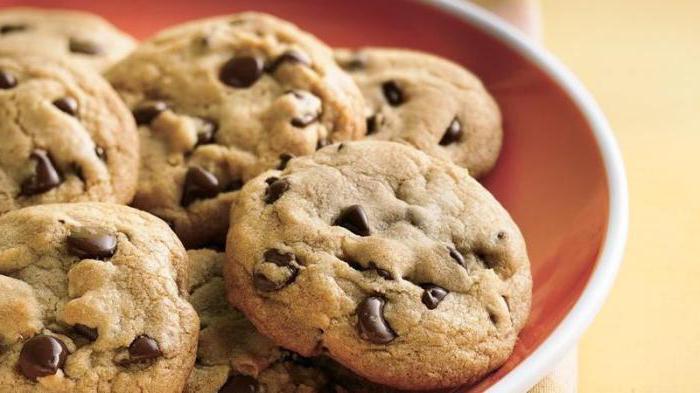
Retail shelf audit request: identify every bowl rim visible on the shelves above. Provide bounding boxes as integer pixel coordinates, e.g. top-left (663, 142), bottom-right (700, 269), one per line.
top-left (414, 0), bottom-right (629, 391)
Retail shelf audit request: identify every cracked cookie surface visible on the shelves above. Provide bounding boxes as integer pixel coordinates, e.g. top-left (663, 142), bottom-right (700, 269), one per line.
top-left (0, 56), bottom-right (139, 215)
top-left (185, 249), bottom-right (331, 393)
top-left (224, 141), bottom-right (531, 390)
top-left (335, 48), bottom-right (502, 177)
top-left (106, 12), bottom-right (366, 247)
top-left (0, 8), bottom-right (136, 72)
top-left (0, 203), bottom-right (198, 393)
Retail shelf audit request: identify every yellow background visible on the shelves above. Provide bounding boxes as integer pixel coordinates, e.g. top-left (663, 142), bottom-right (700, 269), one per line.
top-left (540, 1), bottom-right (700, 392)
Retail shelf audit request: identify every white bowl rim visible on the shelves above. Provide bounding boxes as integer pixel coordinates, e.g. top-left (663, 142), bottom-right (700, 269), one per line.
top-left (413, 0), bottom-right (630, 391)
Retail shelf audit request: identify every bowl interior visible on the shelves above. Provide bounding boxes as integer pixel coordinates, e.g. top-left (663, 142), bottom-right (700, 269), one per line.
top-left (12, 0), bottom-right (610, 390)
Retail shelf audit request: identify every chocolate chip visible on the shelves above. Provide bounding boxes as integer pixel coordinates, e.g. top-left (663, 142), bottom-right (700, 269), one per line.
top-left (18, 335), bottom-right (68, 381)
top-left (219, 375), bottom-right (259, 393)
top-left (67, 226), bottom-right (117, 259)
top-left (333, 205), bottom-right (370, 236)
top-left (497, 231), bottom-right (507, 240)
top-left (340, 55), bottom-right (366, 71)
top-left (196, 119), bottom-right (218, 145)
top-left (337, 143), bottom-right (345, 151)
top-left (69, 38), bottom-right (103, 55)
top-left (253, 249), bottom-right (298, 292)
top-left (132, 101), bottom-right (168, 125)
top-left (21, 149), bottom-right (62, 196)
top-left (316, 139), bottom-right (329, 150)
top-left (0, 70), bottom-right (17, 89)
top-left (0, 24), bottom-right (27, 34)
top-left (264, 178), bottom-right (289, 204)
top-left (421, 284), bottom-right (448, 310)
top-left (263, 249), bottom-right (295, 266)
top-left (265, 177), bottom-right (278, 185)
top-left (219, 55), bottom-right (263, 88)
top-left (277, 153), bottom-right (294, 170)
top-left (367, 262), bottom-right (393, 280)
top-left (448, 247), bottom-right (465, 267)
top-left (266, 49), bottom-right (311, 73)
top-left (128, 335), bottom-right (162, 361)
top-left (382, 81), bottom-right (404, 106)
top-left (95, 146), bottom-right (106, 161)
top-left (291, 112), bottom-right (319, 128)
top-left (366, 115), bottom-right (378, 135)
top-left (73, 324), bottom-right (98, 341)
top-left (225, 178), bottom-right (244, 192)
top-left (181, 166), bottom-right (220, 206)
top-left (53, 97), bottom-right (78, 116)
top-left (356, 296), bottom-right (396, 344)
top-left (439, 117), bottom-right (462, 145)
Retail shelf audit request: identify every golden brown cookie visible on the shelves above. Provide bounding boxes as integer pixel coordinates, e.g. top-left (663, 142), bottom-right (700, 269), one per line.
top-left (0, 56), bottom-right (139, 214)
top-left (224, 141), bottom-right (530, 390)
top-left (0, 203), bottom-right (198, 392)
top-left (106, 12), bottom-right (366, 247)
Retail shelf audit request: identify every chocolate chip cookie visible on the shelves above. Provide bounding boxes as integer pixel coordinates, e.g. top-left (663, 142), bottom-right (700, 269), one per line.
top-left (106, 12), bottom-right (366, 247)
top-left (224, 141), bottom-right (531, 389)
top-left (0, 203), bottom-right (198, 392)
top-left (185, 249), bottom-right (330, 393)
top-left (0, 8), bottom-right (136, 72)
top-left (335, 48), bottom-right (502, 177)
top-left (0, 56), bottom-right (139, 215)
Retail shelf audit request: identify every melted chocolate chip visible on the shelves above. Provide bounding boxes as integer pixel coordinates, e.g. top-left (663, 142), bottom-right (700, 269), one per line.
top-left (439, 117), bottom-right (463, 145)
top-left (73, 324), bottom-right (98, 341)
top-left (18, 335), bottom-right (68, 381)
top-left (448, 247), bottom-right (465, 267)
top-left (225, 178), bottom-right (244, 192)
top-left (254, 249), bottom-right (298, 292)
top-left (67, 226), bottom-right (117, 259)
top-left (291, 112), bottom-right (319, 128)
top-left (264, 178), bottom-right (289, 204)
top-left (263, 249), bottom-right (295, 266)
top-left (333, 205), bottom-right (370, 236)
top-left (53, 97), bottom-right (78, 116)
top-left (266, 50), bottom-right (311, 73)
top-left (0, 70), bottom-right (17, 89)
top-left (181, 166), bottom-right (220, 207)
top-left (21, 149), bottom-right (62, 196)
top-left (132, 101), bottom-right (168, 125)
top-left (219, 56), bottom-right (263, 88)
top-left (367, 262), bottom-right (393, 280)
top-left (95, 146), bottom-right (106, 161)
top-left (219, 375), bottom-right (259, 393)
top-left (382, 81), bottom-right (404, 106)
top-left (69, 38), bottom-right (102, 55)
top-left (277, 153), bottom-right (294, 170)
top-left (365, 115), bottom-right (378, 135)
top-left (0, 24), bottom-right (27, 34)
top-left (196, 119), bottom-right (218, 145)
top-left (316, 139), bottom-right (329, 150)
top-left (356, 296), bottom-right (396, 344)
top-left (128, 335), bottom-right (162, 361)
top-left (421, 284), bottom-right (448, 310)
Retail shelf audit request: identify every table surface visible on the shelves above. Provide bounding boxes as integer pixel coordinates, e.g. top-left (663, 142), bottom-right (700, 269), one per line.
top-left (540, 1), bottom-right (700, 391)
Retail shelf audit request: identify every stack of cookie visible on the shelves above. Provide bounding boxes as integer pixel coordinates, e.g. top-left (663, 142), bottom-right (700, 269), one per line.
top-left (0, 8), bottom-right (531, 393)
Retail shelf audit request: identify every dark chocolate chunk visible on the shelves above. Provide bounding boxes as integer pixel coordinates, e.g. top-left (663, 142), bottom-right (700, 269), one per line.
top-left (277, 153), bottom-right (294, 170)
top-left (448, 247), bottom-right (465, 267)
top-left (18, 335), bottom-right (68, 381)
top-left (439, 117), bottom-right (462, 145)
top-left (266, 49), bottom-right (311, 73)
top-left (73, 324), bottom-right (98, 341)
top-left (132, 101), bottom-right (168, 125)
top-left (67, 226), bottom-right (117, 259)
top-left (181, 166), bottom-right (220, 206)
top-left (365, 115), bottom-right (378, 135)
top-left (128, 335), bottom-right (162, 361)
top-left (220, 56), bottom-right (263, 88)
top-left (21, 149), bottom-right (62, 196)
top-left (196, 119), bottom-right (218, 145)
top-left (333, 205), bottom-right (370, 236)
top-left (0, 70), bottom-right (17, 89)
top-left (381, 81), bottom-right (404, 106)
top-left (420, 284), bottom-right (448, 310)
top-left (356, 296), bottom-right (396, 344)
top-left (264, 178), bottom-right (289, 204)
top-left (53, 97), bottom-right (78, 116)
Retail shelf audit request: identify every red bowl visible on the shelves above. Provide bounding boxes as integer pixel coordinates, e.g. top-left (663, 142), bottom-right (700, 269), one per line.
top-left (5, 0), bottom-right (628, 391)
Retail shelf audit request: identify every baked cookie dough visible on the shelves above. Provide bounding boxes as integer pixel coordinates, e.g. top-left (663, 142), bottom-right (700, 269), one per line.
top-left (0, 7), bottom-right (136, 72)
top-left (224, 141), bottom-right (530, 389)
top-left (0, 56), bottom-right (139, 214)
top-left (0, 203), bottom-right (198, 393)
top-left (107, 12), bottom-right (366, 247)
top-left (335, 48), bottom-right (502, 177)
